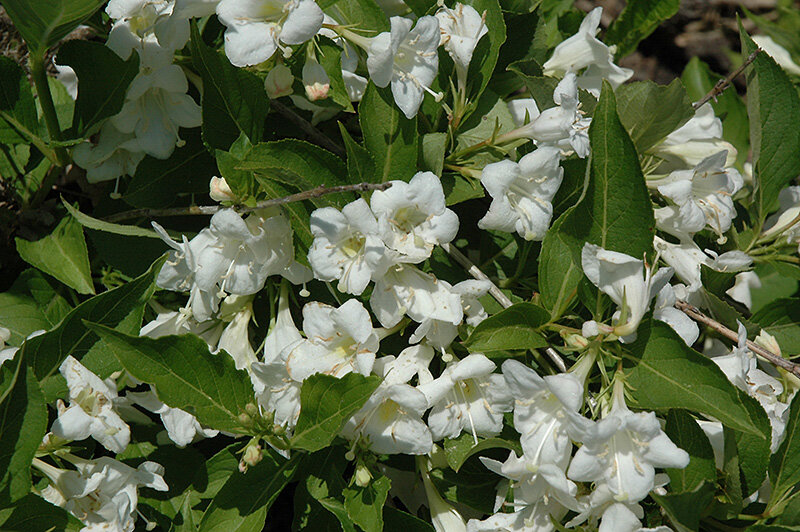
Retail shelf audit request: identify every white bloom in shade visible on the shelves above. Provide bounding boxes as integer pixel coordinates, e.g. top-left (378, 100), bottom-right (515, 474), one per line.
top-left (0, 327), bottom-right (18, 365)
top-left (409, 279), bottom-right (491, 349)
top-left (128, 388), bottom-right (218, 447)
top-left (419, 456), bottom-right (467, 532)
top-left (366, 16), bottom-right (440, 119)
top-left (216, 0), bottom-right (324, 67)
top-left (286, 299), bottom-right (380, 381)
top-left (341, 42), bottom-right (368, 101)
top-left (35, 455), bottom-right (167, 532)
top-left (763, 186), bottom-right (800, 243)
top-left (51, 356), bottom-right (130, 454)
top-left (264, 64), bottom-right (295, 98)
top-left (289, 94), bottom-right (340, 124)
top-left (371, 264), bottom-right (463, 328)
top-left (651, 104), bottom-right (737, 171)
top-left (567, 380), bottom-right (689, 503)
top-left (217, 303), bottom-right (258, 370)
top-left (111, 63), bottom-right (201, 160)
top-left (652, 284), bottom-right (699, 346)
top-left (53, 62), bottom-right (78, 100)
top-left (371, 172), bottom-right (459, 264)
top-left (308, 199), bottom-right (390, 295)
top-left (303, 58), bottom-right (330, 101)
top-left (542, 7), bottom-right (632, 96)
top-left (72, 120), bottom-right (145, 183)
top-left (340, 360), bottom-right (433, 455)
top-left (654, 151), bottom-right (743, 242)
top-left (599, 501), bottom-right (672, 532)
top-left (507, 98), bottom-right (539, 127)
top-left (209, 176), bottom-right (235, 202)
top-left (435, 3), bottom-right (487, 89)
top-left (479, 146), bottom-right (563, 240)
top-left (568, 480), bottom-right (671, 532)
top-left (726, 271), bottom-right (761, 310)
top-left (581, 243), bottom-right (673, 338)
top-left (418, 354), bottom-right (512, 441)
top-left (469, 451), bottom-right (579, 532)
top-left (106, 0), bottom-right (190, 59)
top-left (753, 35), bottom-right (800, 76)
top-left (250, 285), bottom-right (304, 428)
top-left (502, 357), bottom-right (592, 469)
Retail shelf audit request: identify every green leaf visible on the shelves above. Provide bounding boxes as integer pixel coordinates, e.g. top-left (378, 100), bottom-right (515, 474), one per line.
top-left (735, 423), bottom-right (771, 497)
top-left (740, 24), bottom-right (800, 219)
top-left (624, 319), bottom-right (772, 441)
top-left (0, 362), bottom-right (47, 501)
top-left (651, 482), bottom-right (715, 532)
top-left (605, 0), bottom-right (680, 58)
top-left (454, 94), bottom-right (518, 168)
top-left (0, 269), bottom-right (70, 346)
top-left (383, 507), bottom-right (435, 532)
top-left (0, 56), bottom-right (38, 144)
top-left (769, 391), bottom-right (800, 506)
top-left (318, 37), bottom-right (354, 112)
top-left (57, 40), bottom-right (139, 136)
top-left (663, 409), bottom-right (717, 493)
top-left (441, 173), bottom-right (484, 206)
top-left (86, 325), bottom-right (257, 435)
top-left (615, 79), bottom-right (694, 153)
top-left (343, 476), bottom-right (391, 532)
top-left (539, 81), bottom-right (654, 317)
top-left (198, 451), bottom-right (301, 532)
top-left (360, 82), bottom-right (418, 182)
top-left (20, 255), bottom-right (164, 384)
top-left (292, 373), bottom-right (382, 452)
top-left (0, 492), bottom-right (83, 531)
top-left (443, 432), bottom-right (521, 472)
top-left (681, 57), bottom-right (750, 168)
top-left (461, 0), bottom-right (506, 100)
top-left (749, 262), bottom-right (800, 315)
top-left (752, 298), bottom-right (800, 356)
top-left (16, 215), bottom-right (94, 295)
top-left (323, 0), bottom-right (389, 32)
top-left (420, 132), bottom-right (447, 177)
top-left (430, 458), bottom-right (497, 514)
top-left (463, 302), bottom-right (549, 352)
top-left (1, 0), bottom-right (104, 54)
top-left (296, 447), bottom-right (356, 532)
top-left (190, 23), bottom-right (269, 150)
top-left (339, 123), bottom-right (376, 183)
top-left (62, 199), bottom-right (160, 239)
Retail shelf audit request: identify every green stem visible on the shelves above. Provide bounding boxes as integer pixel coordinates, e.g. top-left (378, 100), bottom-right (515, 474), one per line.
top-left (30, 54), bottom-right (69, 167)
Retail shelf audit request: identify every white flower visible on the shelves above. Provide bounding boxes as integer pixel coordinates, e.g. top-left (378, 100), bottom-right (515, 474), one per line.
top-left (753, 35), bottom-right (800, 76)
top-left (581, 243), bottom-right (673, 338)
top-left (51, 356), bottom-right (130, 453)
top-left (567, 380), bottom-right (689, 503)
top-left (371, 264), bottom-right (463, 328)
top-left (35, 455), bottom-right (167, 532)
top-left (209, 176), bottom-right (236, 202)
top-left (726, 271), bottom-right (761, 310)
top-left (308, 198), bottom-right (390, 295)
top-left (542, 7), bottom-right (632, 96)
top-left (0, 327), bottom-right (17, 365)
top-left (366, 16), bottom-right (440, 118)
top-left (128, 388), bottom-right (219, 447)
top-left (341, 42), bottom-right (368, 101)
top-left (650, 104), bottom-right (737, 171)
top-left (217, 302), bottom-right (258, 370)
top-left (419, 456), bottom-right (467, 532)
top-left (418, 354), bottom-right (512, 441)
top-left (762, 186), bottom-right (800, 243)
top-left (106, 0), bottom-right (190, 59)
top-left (371, 172), bottom-right (459, 264)
top-left (507, 98), bottom-right (539, 127)
top-left (216, 0), bottom-right (324, 67)
top-left (111, 62), bottom-right (201, 159)
top-left (654, 151), bottom-right (743, 241)
top-left (409, 279), bottom-right (490, 349)
top-left (435, 3), bottom-right (487, 89)
top-left (286, 299), bottom-right (380, 381)
top-left (478, 146), bottom-right (563, 240)
top-left (265, 63), bottom-right (295, 98)
top-left (53, 62), bottom-right (78, 100)
top-left (303, 58), bottom-right (330, 101)
top-left (652, 284), bottom-right (699, 346)
top-left (72, 120), bottom-right (145, 183)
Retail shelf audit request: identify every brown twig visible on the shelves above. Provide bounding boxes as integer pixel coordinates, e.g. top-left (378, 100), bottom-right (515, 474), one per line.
top-left (442, 242), bottom-right (568, 372)
top-left (103, 182), bottom-right (391, 223)
top-left (693, 49), bottom-right (761, 110)
top-left (675, 299), bottom-right (800, 378)
top-left (270, 99), bottom-right (346, 157)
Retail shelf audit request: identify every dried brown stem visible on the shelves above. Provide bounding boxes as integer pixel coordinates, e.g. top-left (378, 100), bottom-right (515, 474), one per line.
top-left (675, 300), bottom-right (800, 378)
top-left (693, 49), bottom-right (761, 110)
top-left (104, 182), bottom-right (391, 223)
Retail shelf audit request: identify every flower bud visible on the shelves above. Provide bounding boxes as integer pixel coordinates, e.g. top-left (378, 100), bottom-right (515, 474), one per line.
top-left (209, 176), bottom-right (235, 202)
top-left (755, 330), bottom-right (782, 357)
top-left (264, 64), bottom-right (294, 99)
top-left (354, 464), bottom-right (372, 487)
top-left (303, 60), bottom-right (330, 101)
top-left (564, 333), bottom-right (589, 349)
top-left (243, 443), bottom-right (263, 467)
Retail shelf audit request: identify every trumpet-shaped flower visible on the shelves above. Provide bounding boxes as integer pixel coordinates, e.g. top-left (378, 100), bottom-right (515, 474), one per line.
top-left (507, 98), bottom-right (539, 127)
top-left (478, 146), bottom-right (563, 240)
top-left (542, 7), bottom-right (632, 96)
top-left (419, 354), bottom-right (512, 441)
top-left (286, 299), bottom-right (380, 381)
top-left (409, 279), bottom-right (491, 349)
top-left (308, 198), bottom-right (391, 295)
top-left (727, 270), bottom-right (761, 310)
top-left (763, 186), bottom-right (800, 244)
top-left (72, 120), bottom-right (145, 183)
top-left (650, 104), bottom-right (737, 171)
top-left (567, 380), bottom-right (689, 503)
top-left (652, 284), bottom-right (699, 346)
top-left (36, 455), bottom-right (167, 532)
top-left (216, 0), bottom-right (324, 66)
top-left (106, 0), bottom-right (190, 59)
top-left (217, 303), bottom-right (258, 370)
top-left (581, 243), bottom-right (673, 338)
top-left (366, 16), bottom-right (440, 118)
top-left (435, 3), bottom-right (487, 89)
top-left (371, 264), bottom-right (463, 328)
top-left (128, 388), bottom-right (219, 447)
top-left (51, 356), bottom-right (130, 454)
top-left (654, 151), bottom-right (743, 242)
top-left (371, 172), bottom-right (459, 264)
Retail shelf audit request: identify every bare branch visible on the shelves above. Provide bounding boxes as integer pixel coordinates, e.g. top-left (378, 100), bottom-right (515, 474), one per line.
top-left (675, 299), bottom-right (800, 378)
top-left (104, 182), bottom-right (392, 223)
top-left (442, 242), bottom-right (568, 372)
top-left (693, 49), bottom-right (761, 110)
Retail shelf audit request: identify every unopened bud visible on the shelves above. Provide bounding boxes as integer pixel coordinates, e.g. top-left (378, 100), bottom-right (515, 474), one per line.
top-left (209, 176), bottom-right (236, 202)
top-left (265, 64), bottom-right (294, 99)
top-left (354, 464), bottom-right (372, 487)
top-left (245, 402), bottom-right (259, 417)
top-left (302, 60), bottom-right (330, 102)
top-left (755, 330), bottom-right (782, 357)
top-left (243, 443), bottom-right (263, 467)
top-left (564, 333), bottom-right (589, 349)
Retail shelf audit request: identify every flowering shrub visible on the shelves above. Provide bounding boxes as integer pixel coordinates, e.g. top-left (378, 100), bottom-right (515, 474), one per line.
top-left (3, 0), bottom-right (800, 530)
